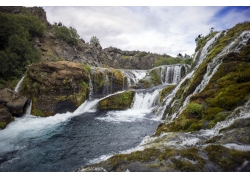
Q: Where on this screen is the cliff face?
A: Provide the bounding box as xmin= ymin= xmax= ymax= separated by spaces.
xmin=20 ymin=61 xmax=90 ymax=116
xmin=0 ymin=6 xmax=171 ymax=70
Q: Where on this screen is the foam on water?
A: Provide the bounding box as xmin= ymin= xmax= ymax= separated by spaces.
xmin=0 ymin=91 xmax=125 ymax=154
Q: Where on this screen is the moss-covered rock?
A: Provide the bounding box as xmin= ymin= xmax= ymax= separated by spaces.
xmin=204 ymin=145 xmax=250 ymax=171
xmin=98 ymin=91 xmax=135 ymax=110
xmin=90 ymin=67 xmax=128 ymax=98
xmin=0 ymin=104 xmax=14 ymax=129
xmin=20 ymin=61 xmax=90 ymax=116
xmin=160 ymin=85 xmax=176 ymax=102
xmin=81 ymin=147 xmax=205 ymax=172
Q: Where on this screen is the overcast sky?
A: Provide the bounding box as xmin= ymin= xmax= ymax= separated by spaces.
xmin=5 ymin=1 xmax=250 ymax=56
xmin=42 ymin=6 xmax=250 ymax=57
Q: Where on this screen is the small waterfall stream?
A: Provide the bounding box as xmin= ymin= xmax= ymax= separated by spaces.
xmin=14 ymin=76 xmax=25 ymax=93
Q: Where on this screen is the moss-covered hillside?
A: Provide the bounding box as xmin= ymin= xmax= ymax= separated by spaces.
xmin=81 ymin=21 xmax=250 ymax=172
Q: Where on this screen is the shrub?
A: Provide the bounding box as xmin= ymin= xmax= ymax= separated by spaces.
xmin=186 ymin=103 xmax=202 ymax=116
xmin=154 ymin=56 xmax=184 ymax=67
xmin=0 ymin=12 xmax=44 ymax=81
xmin=53 ymin=25 xmax=79 ymax=45
xmin=136 ymin=51 xmax=147 ymax=59
xmin=90 ymin=36 xmax=100 ymax=46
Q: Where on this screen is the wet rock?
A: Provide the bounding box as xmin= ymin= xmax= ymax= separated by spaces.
xmin=0 ymin=88 xmax=28 ymax=116
xmin=98 ymin=91 xmax=135 ymax=110
xmin=21 ymin=61 xmax=90 ymax=116
xmin=0 ymin=105 xmax=14 ymax=129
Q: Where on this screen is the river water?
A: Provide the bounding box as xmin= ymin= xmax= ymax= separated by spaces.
xmin=0 ymin=106 xmax=160 ymax=172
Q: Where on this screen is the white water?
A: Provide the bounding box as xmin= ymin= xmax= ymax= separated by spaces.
xmin=121 ymin=70 xmax=147 ymax=87
xmin=96 ymin=89 xmax=161 ymax=123
xmin=131 ymin=90 xmax=160 ymax=110
xmin=169 ymin=30 xmax=250 ymax=122
xmin=14 ymin=76 xmax=25 ymax=93
xmin=0 ymin=91 xmax=125 ymax=154
xmin=88 ymin=74 xmax=94 ymax=100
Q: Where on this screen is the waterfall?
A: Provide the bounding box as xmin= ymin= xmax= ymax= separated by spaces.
xmin=121 ymin=70 xmax=147 ymax=87
xmin=88 ymin=74 xmax=93 ymax=100
xmin=131 ymin=89 xmax=160 ymax=110
xmin=156 ymin=32 xmax=223 ymax=119
xmin=14 ymin=76 xmax=25 ymax=93
xmin=168 ymin=30 xmax=250 ymax=122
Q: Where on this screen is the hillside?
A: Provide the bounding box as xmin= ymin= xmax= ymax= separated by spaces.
xmin=81 ymin=22 xmax=250 ymax=172
xmin=0 ymin=6 xmax=250 ymax=172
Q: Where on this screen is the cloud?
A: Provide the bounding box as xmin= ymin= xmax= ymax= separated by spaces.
xmin=43 ymin=6 xmax=250 ymax=57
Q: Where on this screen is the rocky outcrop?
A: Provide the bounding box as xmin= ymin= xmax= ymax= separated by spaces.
xmin=1 ymin=6 xmax=172 ymax=70
xmin=0 ymin=88 xmax=28 ymax=116
xmin=20 ymin=61 xmax=90 ymax=116
xmin=0 ymin=6 xmax=49 ymax=26
xmin=0 ymin=88 xmax=28 ymax=129
xmin=0 ymin=105 xmax=14 ymax=129
xmin=90 ymin=67 xmax=129 ymax=99
xmin=98 ymin=91 xmax=135 ymax=110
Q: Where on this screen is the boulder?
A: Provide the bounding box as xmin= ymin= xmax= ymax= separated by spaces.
xmin=0 ymin=88 xmax=28 ymax=116
xmin=0 ymin=104 xmax=14 ymax=129
xmin=21 ymin=61 xmax=90 ymax=116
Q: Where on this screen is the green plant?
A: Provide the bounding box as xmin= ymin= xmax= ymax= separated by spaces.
xmin=0 ymin=12 xmax=44 ymax=81
xmin=83 ymin=64 xmax=91 ymax=73
xmin=154 ymin=56 xmax=185 ymax=67
xmin=136 ymin=51 xmax=147 ymax=59
xmin=90 ymin=36 xmax=100 ymax=46
xmin=53 ymin=25 xmax=79 ymax=45
xmin=186 ymin=103 xmax=202 ymax=116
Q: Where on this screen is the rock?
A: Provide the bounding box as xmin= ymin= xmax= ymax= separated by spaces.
xmin=90 ymin=67 xmax=128 ymax=99
xmin=21 ymin=61 xmax=90 ymax=116
xmin=0 ymin=104 xmax=14 ymax=129
xmin=98 ymin=91 xmax=135 ymax=110
xmin=0 ymin=88 xmax=28 ymax=116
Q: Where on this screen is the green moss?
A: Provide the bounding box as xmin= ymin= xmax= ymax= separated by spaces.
xmin=121 ymin=55 xmax=130 ymax=60
xmin=219 ymin=117 xmax=250 ymax=133
xmin=136 ymin=51 xmax=147 ymax=60
xmin=83 ymin=64 xmax=90 ymax=74
xmin=108 ymin=147 xmax=162 ymax=168
xmin=0 ymin=122 xmax=7 ymax=129
xmin=186 ymin=103 xmax=202 ymax=117
xmin=208 ymin=111 xmax=231 ymax=129
xmin=154 ymin=56 xmax=184 ymax=67
xmin=98 ymin=91 xmax=135 ymax=110
xmin=204 ymin=145 xmax=250 ymax=171
xmin=32 ymin=108 xmax=44 ymax=116
xmin=160 ymin=85 xmax=176 ymax=102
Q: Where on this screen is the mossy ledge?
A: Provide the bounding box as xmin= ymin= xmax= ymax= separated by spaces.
xmin=20 ymin=61 xmax=90 ymax=116
xmin=98 ymin=91 xmax=135 ymax=110
xmin=81 ymin=147 xmax=206 ymax=172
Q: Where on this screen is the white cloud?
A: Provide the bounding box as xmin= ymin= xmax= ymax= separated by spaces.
xmin=44 ymin=6 xmax=250 ymax=57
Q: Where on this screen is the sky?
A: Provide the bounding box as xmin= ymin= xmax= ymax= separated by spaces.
xmin=5 ymin=1 xmax=250 ymax=57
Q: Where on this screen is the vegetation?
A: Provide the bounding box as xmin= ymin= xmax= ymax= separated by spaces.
xmin=53 ymin=25 xmax=80 ymax=46
xmin=154 ymin=56 xmax=185 ymax=67
xmin=195 ymin=31 xmax=218 ymax=52
xmin=204 ymin=145 xmax=250 ymax=171
xmin=0 ymin=12 xmax=45 ymax=83
xmin=136 ymin=51 xmax=148 ymax=60
xmin=90 ymin=35 xmax=100 ymax=46
xmin=98 ymin=91 xmax=135 ymax=110
xmin=186 ymin=103 xmax=202 ymax=117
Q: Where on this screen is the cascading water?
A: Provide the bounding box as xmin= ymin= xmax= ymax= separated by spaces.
xmin=121 ymin=69 xmax=147 ymax=87
xmin=159 ymin=64 xmax=189 ymax=84
xmin=14 ymin=76 xmax=25 ymax=93
xmin=0 ymin=89 xmax=160 ymax=171
xmin=168 ymin=30 xmax=250 ymax=122
xmin=156 ymin=31 xmax=225 ymax=119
